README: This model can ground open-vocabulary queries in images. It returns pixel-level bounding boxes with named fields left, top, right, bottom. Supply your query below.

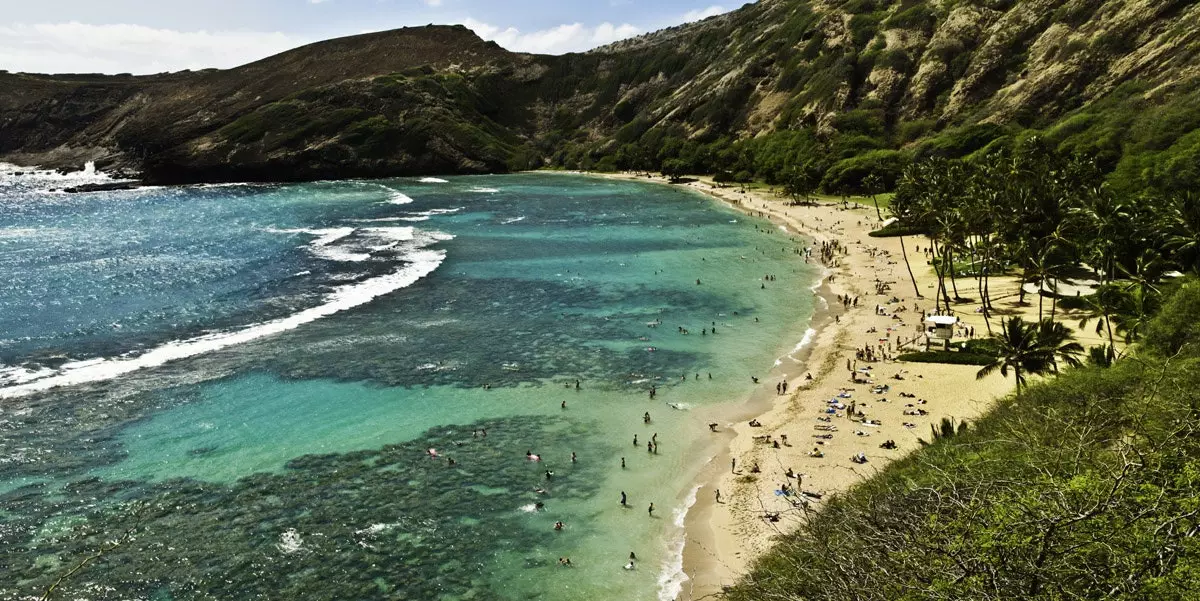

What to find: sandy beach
left=581, top=170, right=1109, bottom=600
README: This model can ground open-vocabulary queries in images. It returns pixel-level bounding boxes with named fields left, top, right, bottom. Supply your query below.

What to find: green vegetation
left=895, top=350, right=995, bottom=365
left=727, top=277, right=1200, bottom=600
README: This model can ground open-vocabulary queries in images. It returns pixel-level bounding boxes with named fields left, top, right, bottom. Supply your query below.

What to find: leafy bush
left=897, top=350, right=998, bottom=365
left=869, top=221, right=927, bottom=237
left=820, top=149, right=909, bottom=194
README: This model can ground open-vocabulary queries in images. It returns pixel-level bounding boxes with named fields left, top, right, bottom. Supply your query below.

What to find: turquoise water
left=0, top=171, right=817, bottom=601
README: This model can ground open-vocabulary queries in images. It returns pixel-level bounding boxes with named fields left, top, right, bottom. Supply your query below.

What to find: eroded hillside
left=0, top=1, right=1197, bottom=189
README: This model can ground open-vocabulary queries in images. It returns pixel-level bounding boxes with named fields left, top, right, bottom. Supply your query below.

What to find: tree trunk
left=872, top=194, right=882, bottom=221
left=948, top=248, right=962, bottom=300
left=935, top=245, right=953, bottom=311
left=1050, top=277, right=1058, bottom=320
left=1038, top=276, right=1045, bottom=321
left=899, top=235, right=922, bottom=299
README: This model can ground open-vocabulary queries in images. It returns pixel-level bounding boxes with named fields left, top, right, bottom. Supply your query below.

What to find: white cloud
left=424, top=0, right=445, bottom=6
left=461, top=18, right=640, bottom=55
left=681, top=5, right=728, bottom=23
left=0, top=22, right=304, bottom=75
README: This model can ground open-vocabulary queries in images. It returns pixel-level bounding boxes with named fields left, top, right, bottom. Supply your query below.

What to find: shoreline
left=582, top=170, right=857, bottom=598
left=579, top=170, right=1090, bottom=601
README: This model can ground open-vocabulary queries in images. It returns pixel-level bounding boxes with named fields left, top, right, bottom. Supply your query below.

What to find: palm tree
left=1034, top=319, right=1085, bottom=374
left=864, top=172, right=884, bottom=221
left=890, top=163, right=929, bottom=300
left=1077, top=286, right=1122, bottom=362
left=1162, top=191, right=1200, bottom=272
left=976, top=317, right=1083, bottom=395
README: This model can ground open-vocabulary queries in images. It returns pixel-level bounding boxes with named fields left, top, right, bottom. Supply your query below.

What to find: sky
left=0, top=0, right=734, bottom=75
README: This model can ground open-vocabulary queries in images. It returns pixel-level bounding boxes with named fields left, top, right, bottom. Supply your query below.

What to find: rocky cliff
left=1, top=1, right=1197, bottom=188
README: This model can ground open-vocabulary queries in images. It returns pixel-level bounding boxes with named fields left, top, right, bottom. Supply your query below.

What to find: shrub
left=896, top=351, right=998, bottom=365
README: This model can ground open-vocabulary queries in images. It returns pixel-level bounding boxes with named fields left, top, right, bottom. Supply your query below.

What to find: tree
left=661, top=158, right=687, bottom=183
left=864, top=172, right=884, bottom=221
left=783, top=163, right=820, bottom=204
left=976, top=317, right=1082, bottom=395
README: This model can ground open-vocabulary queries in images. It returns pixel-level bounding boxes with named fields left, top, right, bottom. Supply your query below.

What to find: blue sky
left=0, top=1, right=732, bottom=74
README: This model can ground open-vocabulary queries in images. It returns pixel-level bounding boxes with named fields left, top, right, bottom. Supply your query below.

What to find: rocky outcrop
left=0, top=1, right=1197, bottom=183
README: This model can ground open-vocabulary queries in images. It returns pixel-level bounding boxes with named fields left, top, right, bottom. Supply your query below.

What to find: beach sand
left=580, top=171, right=1110, bottom=600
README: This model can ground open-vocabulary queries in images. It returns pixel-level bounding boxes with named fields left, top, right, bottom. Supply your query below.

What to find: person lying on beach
left=851, top=452, right=868, bottom=464
left=749, top=419, right=763, bottom=427
left=708, top=423, right=719, bottom=432
left=809, top=448, right=825, bottom=457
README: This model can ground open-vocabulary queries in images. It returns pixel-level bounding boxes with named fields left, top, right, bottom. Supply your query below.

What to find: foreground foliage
left=727, top=280, right=1200, bottom=600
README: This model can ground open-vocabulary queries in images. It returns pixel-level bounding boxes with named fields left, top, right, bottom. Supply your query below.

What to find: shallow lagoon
left=0, top=173, right=817, bottom=600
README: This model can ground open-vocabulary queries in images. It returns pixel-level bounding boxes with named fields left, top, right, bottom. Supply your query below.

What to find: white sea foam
left=468, top=187, right=500, bottom=193
left=277, top=529, right=304, bottom=554
left=266, top=227, right=370, bottom=262
left=418, top=177, right=449, bottom=183
left=387, top=190, right=415, bottom=205
left=502, top=216, right=526, bottom=225
left=0, top=161, right=126, bottom=190
left=0, top=365, right=57, bottom=387
left=347, top=217, right=408, bottom=223
left=658, top=484, right=700, bottom=601
left=787, top=327, right=818, bottom=360
left=0, top=231, right=451, bottom=399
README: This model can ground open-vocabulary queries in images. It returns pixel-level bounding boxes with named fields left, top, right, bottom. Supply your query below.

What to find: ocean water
left=0, top=167, right=817, bottom=601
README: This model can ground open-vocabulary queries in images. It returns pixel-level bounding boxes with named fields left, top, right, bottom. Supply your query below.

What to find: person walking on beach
left=731, top=457, right=737, bottom=472
left=621, top=457, right=626, bottom=469
left=620, top=491, right=627, bottom=506
left=715, top=489, right=722, bottom=503
left=633, top=434, right=638, bottom=447
left=648, top=503, right=655, bottom=516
